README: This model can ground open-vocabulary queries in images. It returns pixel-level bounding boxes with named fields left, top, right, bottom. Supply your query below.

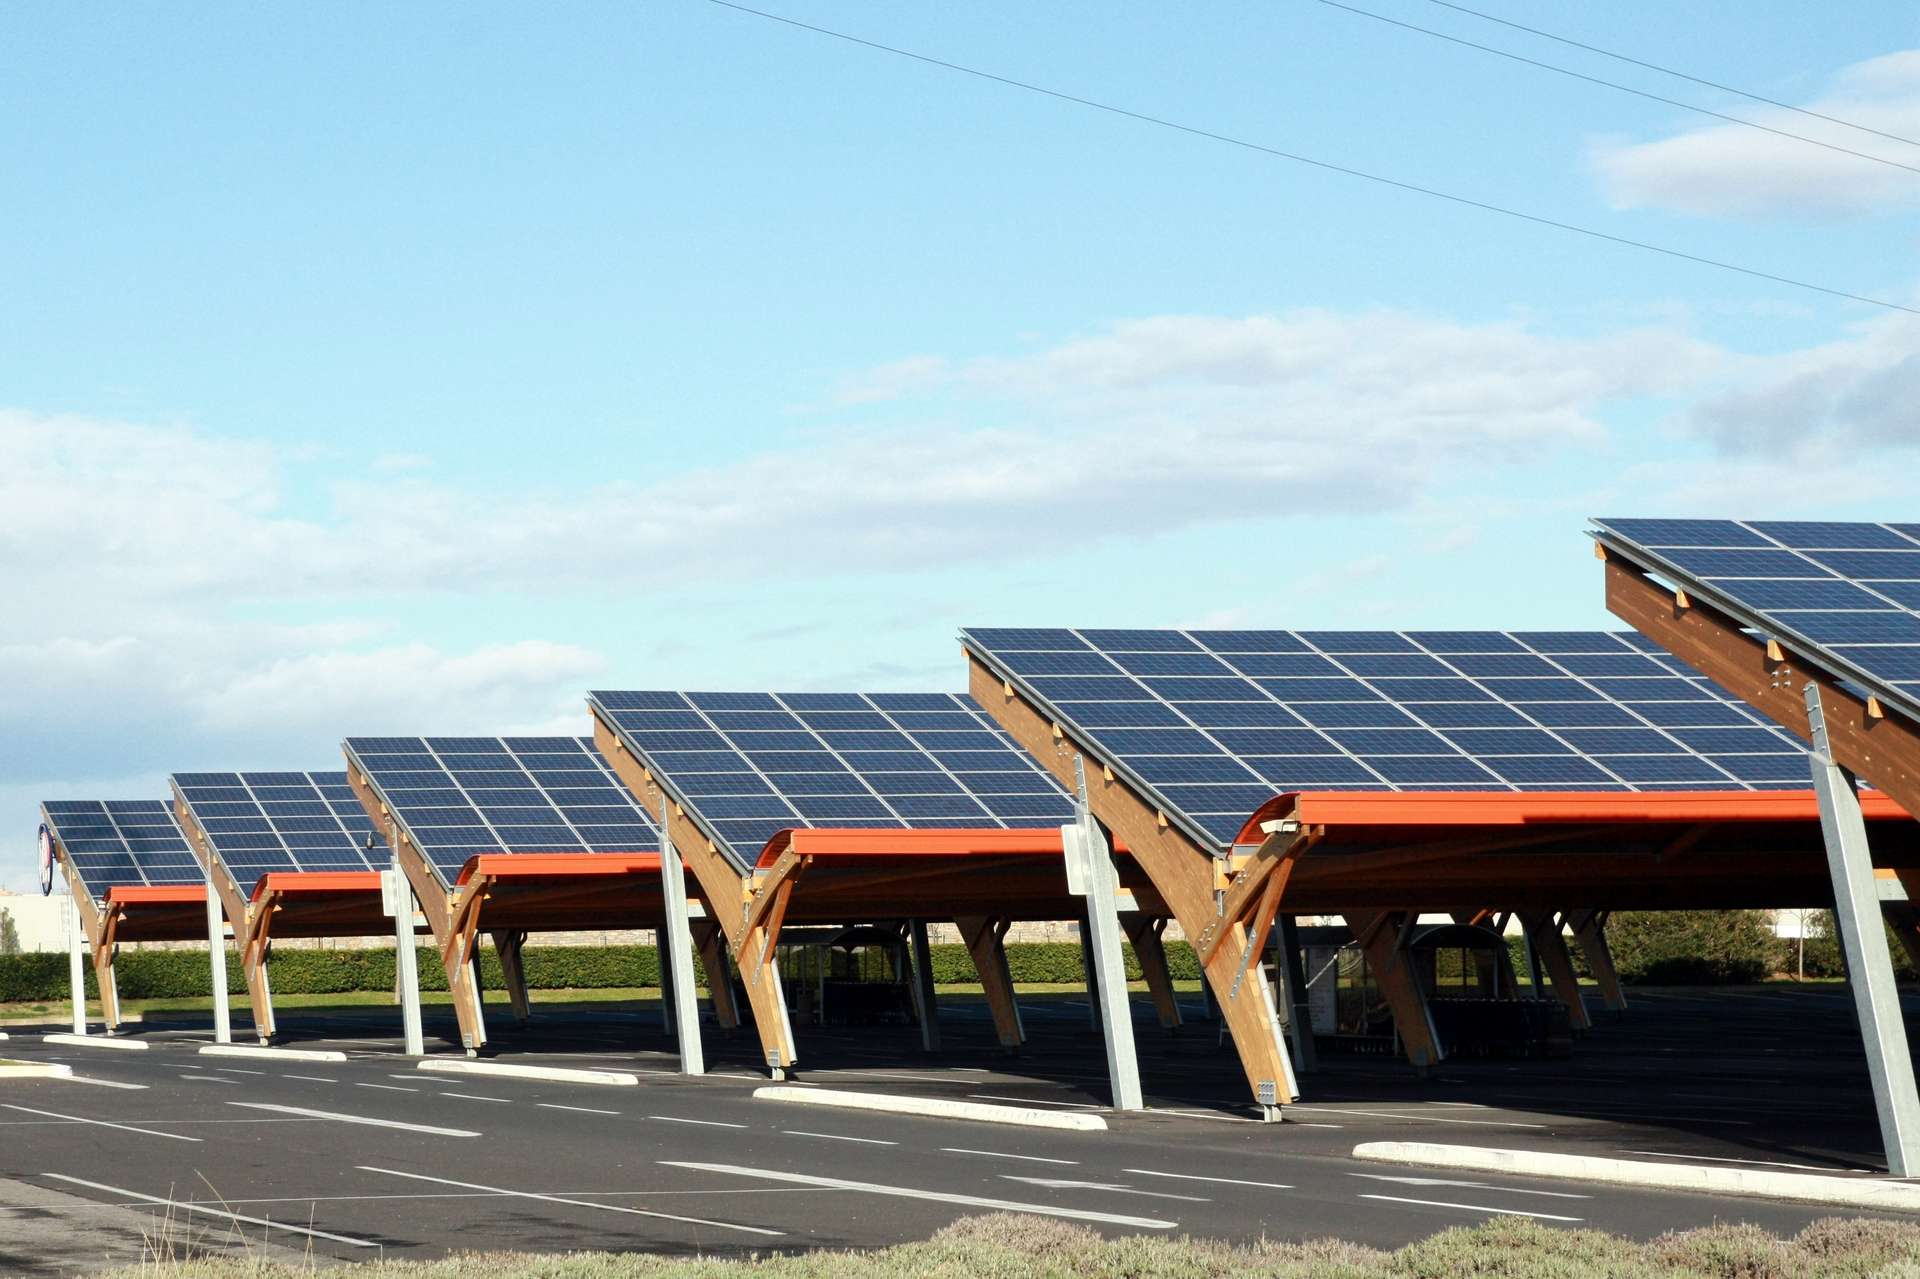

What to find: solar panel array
left=40, top=801, right=202, bottom=897
left=1592, top=518, right=1920, bottom=720
left=590, top=691, right=1080, bottom=866
left=961, top=627, right=1815, bottom=851
left=172, top=771, right=380, bottom=892
left=343, top=736, right=661, bottom=883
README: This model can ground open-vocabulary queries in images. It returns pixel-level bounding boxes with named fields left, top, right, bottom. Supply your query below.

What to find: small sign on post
left=379, top=868, right=398, bottom=917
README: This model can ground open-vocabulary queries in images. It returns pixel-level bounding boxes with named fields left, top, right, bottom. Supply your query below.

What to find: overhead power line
left=703, top=0, right=1920, bottom=316
left=1317, top=0, right=1920, bottom=179
left=1423, top=0, right=1920, bottom=152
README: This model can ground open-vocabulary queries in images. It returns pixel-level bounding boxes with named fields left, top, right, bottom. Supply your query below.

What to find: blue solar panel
left=171, top=771, right=380, bottom=893
left=343, top=737, right=660, bottom=883
left=1592, top=518, right=1920, bottom=721
left=961, top=627, right=1807, bottom=853
left=40, top=800, right=202, bottom=897
left=590, top=691, right=1080, bottom=867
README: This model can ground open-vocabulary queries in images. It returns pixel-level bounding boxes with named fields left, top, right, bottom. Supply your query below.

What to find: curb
left=417, top=1060, right=640, bottom=1086
left=200, top=1044, right=348, bottom=1063
left=42, top=1034, right=148, bottom=1051
left=755, top=1085, right=1108, bottom=1131
left=0, top=1061, right=73, bottom=1079
left=1352, top=1142, right=1920, bottom=1212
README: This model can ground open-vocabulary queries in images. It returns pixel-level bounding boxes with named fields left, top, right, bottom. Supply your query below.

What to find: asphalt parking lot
left=1, top=983, right=1911, bottom=1274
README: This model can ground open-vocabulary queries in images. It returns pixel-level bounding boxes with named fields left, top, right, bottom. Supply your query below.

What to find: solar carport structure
left=960, top=626, right=1920, bottom=1114
left=38, top=801, right=207, bottom=1032
left=340, top=736, right=718, bottom=1065
left=170, top=771, right=391, bottom=1045
left=585, top=691, right=1174, bottom=1089
left=1593, top=517, right=1920, bottom=1174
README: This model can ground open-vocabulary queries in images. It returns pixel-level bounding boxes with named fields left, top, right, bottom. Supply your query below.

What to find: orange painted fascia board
left=757, top=826, right=1090, bottom=868
left=1237, top=789, right=1911, bottom=842
left=251, top=872, right=383, bottom=901
left=456, top=853, right=661, bottom=886
left=105, top=885, right=207, bottom=906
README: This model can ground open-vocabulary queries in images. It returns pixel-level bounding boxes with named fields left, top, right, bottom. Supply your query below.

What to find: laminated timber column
left=1121, top=916, right=1184, bottom=1030
left=1348, top=910, right=1444, bottom=1068
left=491, top=930, right=532, bottom=1025
left=691, top=919, right=741, bottom=1029
left=594, top=711, right=798, bottom=1073
left=954, top=916, right=1024, bottom=1049
left=344, top=762, right=488, bottom=1053
left=1567, top=910, right=1626, bottom=1012
left=970, top=656, right=1300, bottom=1110
left=174, top=801, right=275, bottom=1043
left=1518, top=910, right=1591, bottom=1031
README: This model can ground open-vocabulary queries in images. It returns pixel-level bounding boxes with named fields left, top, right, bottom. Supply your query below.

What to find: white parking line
left=181, top=1075, right=237, bottom=1085
left=650, top=1115, right=746, bottom=1129
left=284, top=1074, right=337, bottom=1084
left=1124, top=1168, right=1293, bottom=1190
left=941, top=1147, right=1077, bottom=1166
left=43, top=1173, right=378, bottom=1248
left=784, top=1130, right=896, bottom=1146
left=663, top=1161, right=1176, bottom=1229
left=2, top=1104, right=200, bottom=1143
left=441, top=1093, right=510, bottom=1104
left=356, top=1083, right=416, bottom=1093
left=537, top=1103, right=620, bottom=1116
left=64, top=1077, right=147, bottom=1091
left=1285, top=1105, right=1547, bottom=1129
left=1359, top=1192, right=1582, bottom=1221
left=357, top=1166, right=782, bottom=1236
left=1350, top=1173, right=1590, bottom=1199
left=215, top=1068, right=267, bottom=1076
left=229, top=1102, right=479, bottom=1137
left=1002, top=1175, right=1207, bottom=1203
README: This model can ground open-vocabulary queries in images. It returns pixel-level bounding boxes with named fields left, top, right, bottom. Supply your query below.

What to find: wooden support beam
left=444, top=876, right=491, bottom=1050
left=491, top=929, right=532, bottom=1024
left=1567, top=909, right=1626, bottom=1012
left=1121, top=915, right=1183, bottom=1030
left=593, top=711, right=798, bottom=1069
left=691, top=919, right=740, bottom=1029
left=956, top=915, right=1025, bottom=1048
left=1520, top=910, right=1592, bottom=1031
left=970, top=656, right=1298, bottom=1107
left=240, top=891, right=278, bottom=1044
left=1605, top=556, right=1920, bottom=823
left=173, top=795, right=275, bottom=1040
left=92, top=902, right=123, bottom=1029
left=1348, top=909, right=1444, bottom=1068
left=1197, top=825, right=1316, bottom=965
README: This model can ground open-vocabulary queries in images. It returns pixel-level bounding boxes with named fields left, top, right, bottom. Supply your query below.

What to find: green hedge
left=0, top=940, right=1204, bottom=1004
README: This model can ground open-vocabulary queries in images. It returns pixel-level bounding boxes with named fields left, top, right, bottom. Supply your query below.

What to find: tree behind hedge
left=1605, top=910, right=1778, bottom=984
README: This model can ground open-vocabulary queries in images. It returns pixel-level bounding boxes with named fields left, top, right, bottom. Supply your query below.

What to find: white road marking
left=284, top=1074, right=337, bottom=1084
left=357, top=1166, right=782, bottom=1236
left=441, top=1092, right=510, bottom=1104
left=229, top=1102, right=478, bottom=1137
left=650, top=1115, right=746, bottom=1129
left=1124, top=1168, right=1293, bottom=1190
left=1349, top=1173, right=1589, bottom=1199
left=64, top=1077, right=147, bottom=1091
left=1285, top=1105, right=1546, bottom=1129
left=537, top=1103, right=619, bottom=1116
left=43, top=1173, right=378, bottom=1248
left=1002, top=1175, right=1207, bottom=1203
left=783, top=1130, right=896, bottom=1146
left=967, top=1093, right=1104, bottom=1109
left=663, top=1161, right=1176, bottom=1229
left=180, top=1075, right=237, bottom=1084
left=941, top=1147, right=1077, bottom=1165
left=215, top=1067, right=267, bottom=1075
left=355, top=1083, right=416, bottom=1093
left=1359, top=1193, right=1582, bottom=1222
left=2, top=1104, right=200, bottom=1143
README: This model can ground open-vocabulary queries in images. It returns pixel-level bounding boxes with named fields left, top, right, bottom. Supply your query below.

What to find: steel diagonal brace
left=1196, top=821, right=1318, bottom=968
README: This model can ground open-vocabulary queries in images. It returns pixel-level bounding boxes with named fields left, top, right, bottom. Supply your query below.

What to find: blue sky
left=5, top=2, right=1920, bottom=889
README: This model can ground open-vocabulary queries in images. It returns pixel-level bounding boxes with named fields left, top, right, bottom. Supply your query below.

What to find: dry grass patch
left=101, top=1212, right=1920, bottom=1279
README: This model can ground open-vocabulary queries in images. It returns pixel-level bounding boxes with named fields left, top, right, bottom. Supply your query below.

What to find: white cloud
left=1592, top=50, right=1920, bottom=219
